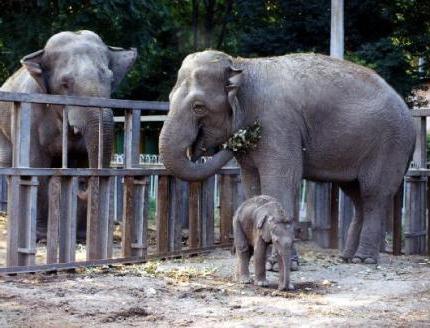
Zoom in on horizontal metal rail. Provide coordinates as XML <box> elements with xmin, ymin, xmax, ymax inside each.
<box><xmin>0</xmin><ymin>91</ymin><xmax>169</xmax><ymax>110</ymax></box>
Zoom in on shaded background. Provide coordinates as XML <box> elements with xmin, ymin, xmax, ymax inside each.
<box><xmin>0</xmin><ymin>0</ymin><xmax>429</xmax><ymax>102</ymax></box>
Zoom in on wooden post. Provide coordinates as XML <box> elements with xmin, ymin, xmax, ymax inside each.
<box><xmin>313</xmin><ymin>183</ymin><xmax>331</xmax><ymax>248</ymax></box>
<box><xmin>393</xmin><ymin>182</ymin><xmax>403</xmax><ymax>255</ymax></box>
<box><xmin>7</xmin><ymin>102</ymin><xmax>37</xmax><ymax>266</ymax></box>
<box><xmin>329</xmin><ymin>184</ymin><xmax>339</xmax><ymax>249</ymax></box>
<box><xmin>168</xmin><ymin>177</ymin><xmax>184</xmax><ymax>251</ymax></box>
<box><xmin>338</xmin><ymin>190</ymin><xmax>354</xmax><ymax>250</ymax></box>
<box><xmin>200</xmin><ymin>176</ymin><xmax>215</xmax><ymax>247</ymax></box>
<box><xmin>122</xmin><ymin>108</ymin><xmax>145</xmax><ymax>257</ymax></box>
<box><xmin>156</xmin><ymin>175</ymin><xmax>169</xmax><ymax>253</ymax></box>
<box><xmin>219</xmin><ymin>175</ymin><xmax>234</xmax><ymax>244</ymax></box>
<box><xmin>404</xmin><ymin>116</ymin><xmax>427</xmax><ymax>254</ymax></box>
<box><xmin>188</xmin><ymin>181</ymin><xmax>201</xmax><ymax>249</ymax></box>
<box><xmin>47</xmin><ymin>177</ymin><xmax>61</xmax><ymax>264</ymax></box>
<box><xmin>86</xmin><ymin>176</ymin><xmax>101</xmax><ymax>260</ymax></box>
<box><xmin>58</xmin><ymin>177</ymin><xmax>78</xmax><ymax>262</ymax></box>
<box><xmin>122</xmin><ymin>177</ymin><xmax>149</xmax><ymax>258</ymax></box>
<box><xmin>404</xmin><ymin>176</ymin><xmax>427</xmax><ymax>254</ymax></box>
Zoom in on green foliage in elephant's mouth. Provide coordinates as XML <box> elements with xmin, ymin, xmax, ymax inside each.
<box><xmin>222</xmin><ymin>120</ymin><xmax>262</xmax><ymax>155</ymax></box>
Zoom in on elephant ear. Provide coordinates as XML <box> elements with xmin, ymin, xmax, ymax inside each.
<box><xmin>225</xmin><ymin>66</ymin><xmax>243</xmax><ymax>130</ymax></box>
<box><xmin>257</xmin><ymin>214</ymin><xmax>268</xmax><ymax>230</ymax></box>
<box><xmin>108</xmin><ymin>46</ymin><xmax>137</xmax><ymax>92</ymax></box>
<box><xmin>21</xmin><ymin>50</ymin><xmax>48</xmax><ymax>93</ymax></box>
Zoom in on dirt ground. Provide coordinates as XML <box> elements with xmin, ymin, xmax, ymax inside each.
<box><xmin>0</xmin><ymin>242</ymin><xmax>429</xmax><ymax>328</ymax></box>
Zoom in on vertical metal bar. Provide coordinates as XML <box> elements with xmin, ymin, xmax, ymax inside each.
<box><xmin>62</xmin><ymin>107</ymin><xmax>68</xmax><ymax>168</ymax></box>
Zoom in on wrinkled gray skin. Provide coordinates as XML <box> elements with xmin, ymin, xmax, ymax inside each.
<box><xmin>159</xmin><ymin>50</ymin><xmax>416</xmax><ymax>264</ymax></box>
<box><xmin>0</xmin><ymin>30</ymin><xmax>137</xmax><ymax>237</ymax></box>
<box><xmin>233</xmin><ymin>195</ymin><xmax>294</xmax><ymax>290</ymax></box>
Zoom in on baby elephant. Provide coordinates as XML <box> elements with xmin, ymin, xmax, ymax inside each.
<box><xmin>233</xmin><ymin>195</ymin><xmax>294</xmax><ymax>290</ymax></box>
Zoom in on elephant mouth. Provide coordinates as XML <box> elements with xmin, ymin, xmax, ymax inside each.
<box><xmin>189</xmin><ymin>128</ymin><xmax>220</xmax><ymax>162</ymax></box>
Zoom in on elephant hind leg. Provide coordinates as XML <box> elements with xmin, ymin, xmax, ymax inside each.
<box><xmin>233</xmin><ymin>219</ymin><xmax>252</xmax><ymax>283</ymax></box>
<box><xmin>339</xmin><ymin>181</ymin><xmax>363</xmax><ymax>261</ymax></box>
<box><xmin>353</xmin><ymin>194</ymin><xmax>391</xmax><ymax>263</ymax></box>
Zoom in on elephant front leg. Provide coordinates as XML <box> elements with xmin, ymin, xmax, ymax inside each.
<box><xmin>236</xmin><ymin>248</ymin><xmax>252</xmax><ymax>284</ymax></box>
<box><xmin>240</xmin><ymin>167</ymin><xmax>261</xmax><ymax>199</ymax></box>
<box><xmin>260</xmin><ymin>172</ymin><xmax>301</xmax><ymax>270</ymax></box>
<box><xmin>254</xmin><ymin>239</ymin><xmax>268</xmax><ymax>287</ymax></box>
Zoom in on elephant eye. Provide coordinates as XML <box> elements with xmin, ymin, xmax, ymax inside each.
<box><xmin>192</xmin><ymin>102</ymin><xmax>206</xmax><ymax>115</ymax></box>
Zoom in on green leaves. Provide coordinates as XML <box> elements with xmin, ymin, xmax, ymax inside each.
<box><xmin>223</xmin><ymin>120</ymin><xmax>262</xmax><ymax>155</ymax></box>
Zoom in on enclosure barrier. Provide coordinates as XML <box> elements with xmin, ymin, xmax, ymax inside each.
<box><xmin>0</xmin><ymin>91</ymin><xmax>428</xmax><ymax>275</ymax></box>
<box><xmin>308</xmin><ymin>108</ymin><xmax>430</xmax><ymax>256</ymax></box>
<box><xmin>0</xmin><ymin>91</ymin><xmax>244</xmax><ymax>274</ymax></box>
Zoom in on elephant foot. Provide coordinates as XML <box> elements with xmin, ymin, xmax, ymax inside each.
<box><xmin>255</xmin><ymin>279</ymin><xmax>269</xmax><ymax>287</ymax></box>
<box><xmin>238</xmin><ymin>276</ymin><xmax>252</xmax><ymax>284</ymax></box>
<box><xmin>278</xmin><ymin>282</ymin><xmax>295</xmax><ymax>291</ymax></box>
<box><xmin>340</xmin><ymin>249</ymin><xmax>356</xmax><ymax>262</ymax></box>
<box><xmin>351</xmin><ymin>256</ymin><xmax>378</xmax><ymax>264</ymax></box>
<box><xmin>267</xmin><ymin>258</ymin><xmax>299</xmax><ymax>272</ymax></box>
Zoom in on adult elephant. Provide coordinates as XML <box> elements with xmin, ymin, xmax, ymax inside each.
<box><xmin>0</xmin><ymin>30</ymin><xmax>137</xmax><ymax>238</ymax></box>
<box><xmin>159</xmin><ymin>50</ymin><xmax>416</xmax><ymax>264</ymax></box>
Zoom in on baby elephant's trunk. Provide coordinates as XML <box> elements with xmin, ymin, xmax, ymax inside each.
<box><xmin>278</xmin><ymin>247</ymin><xmax>292</xmax><ymax>291</ymax></box>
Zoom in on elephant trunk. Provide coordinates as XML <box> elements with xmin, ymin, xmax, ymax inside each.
<box><xmin>278</xmin><ymin>248</ymin><xmax>292</xmax><ymax>291</ymax></box>
<box><xmin>159</xmin><ymin>114</ymin><xmax>233</xmax><ymax>181</ymax></box>
<box><xmin>84</xmin><ymin>108</ymin><xmax>114</xmax><ymax>168</ymax></box>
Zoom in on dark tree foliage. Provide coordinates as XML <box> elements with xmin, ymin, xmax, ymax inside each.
<box><xmin>0</xmin><ymin>0</ymin><xmax>429</xmax><ymax>101</ymax></box>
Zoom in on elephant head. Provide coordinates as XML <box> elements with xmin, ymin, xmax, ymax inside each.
<box><xmin>255</xmin><ymin>202</ymin><xmax>294</xmax><ymax>291</ymax></box>
<box><xmin>20</xmin><ymin>30</ymin><xmax>137</xmax><ymax>168</ymax></box>
<box><xmin>159</xmin><ymin>50</ymin><xmax>245</xmax><ymax>181</ymax></box>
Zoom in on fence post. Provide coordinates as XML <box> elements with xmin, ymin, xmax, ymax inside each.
<box><xmin>392</xmin><ymin>182</ymin><xmax>403</xmax><ymax>255</ymax></box>
<box><xmin>59</xmin><ymin>177</ymin><xmax>78</xmax><ymax>262</ymax></box>
<box><xmin>200</xmin><ymin>176</ymin><xmax>215</xmax><ymax>247</ymax></box>
<box><xmin>47</xmin><ymin>177</ymin><xmax>61</xmax><ymax>263</ymax></box>
<box><xmin>188</xmin><ymin>181</ymin><xmax>201</xmax><ymax>249</ymax></box>
<box><xmin>121</xmin><ymin>109</ymin><xmax>145</xmax><ymax>258</ymax></box>
<box><xmin>219</xmin><ymin>174</ymin><xmax>234</xmax><ymax>245</ymax></box>
<box><xmin>156</xmin><ymin>175</ymin><xmax>169</xmax><ymax>253</ymax></box>
<box><xmin>312</xmin><ymin>183</ymin><xmax>331</xmax><ymax>248</ymax></box>
<box><xmin>404</xmin><ymin>116</ymin><xmax>427</xmax><ymax>254</ymax></box>
<box><xmin>338</xmin><ymin>190</ymin><xmax>354</xmax><ymax>250</ymax></box>
<box><xmin>7</xmin><ymin>102</ymin><xmax>38</xmax><ymax>266</ymax></box>
<box><xmin>168</xmin><ymin>177</ymin><xmax>185</xmax><ymax>251</ymax></box>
